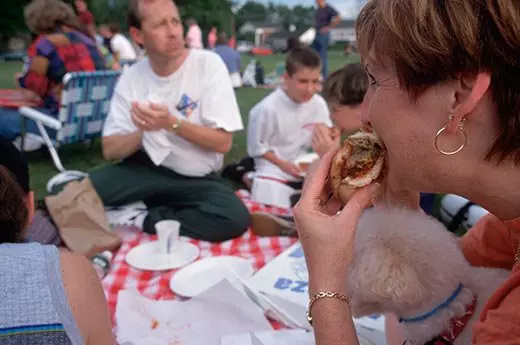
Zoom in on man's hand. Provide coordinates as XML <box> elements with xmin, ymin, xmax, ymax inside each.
<box><xmin>131</xmin><ymin>102</ymin><xmax>177</xmax><ymax>131</ymax></box>
<box><xmin>278</xmin><ymin>160</ymin><xmax>303</xmax><ymax>177</ymax></box>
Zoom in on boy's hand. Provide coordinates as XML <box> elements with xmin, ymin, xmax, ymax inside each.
<box><xmin>278</xmin><ymin>160</ymin><xmax>303</xmax><ymax>177</ymax></box>
<box><xmin>313</xmin><ymin>124</ymin><xmax>340</xmax><ymax>157</ymax></box>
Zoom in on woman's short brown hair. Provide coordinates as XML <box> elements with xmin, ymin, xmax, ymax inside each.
<box><xmin>357</xmin><ymin>0</ymin><xmax>520</xmax><ymax>163</ymax></box>
<box><xmin>24</xmin><ymin>0</ymin><xmax>80</xmax><ymax>34</ymax></box>
<box><xmin>322</xmin><ymin>63</ymin><xmax>368</xmax><ymax>107</ymax></box>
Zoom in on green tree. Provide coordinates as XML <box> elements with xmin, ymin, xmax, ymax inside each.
<box><xmin>234</xmin><ymin>1</ymin><xmax>266</xmax><ymax>30</ymax></box>
<box><xmin>0</xmin><ymin>0</ymin><xmax>31</xmax><ymax>49</ymax></box>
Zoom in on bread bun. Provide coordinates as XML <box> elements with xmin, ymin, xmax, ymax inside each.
<box><xmin>329</xmin><ymin>128</ymin><xmax>385</xmax><ymax>204</ymax></box>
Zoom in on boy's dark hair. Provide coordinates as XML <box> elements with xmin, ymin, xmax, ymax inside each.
<box><xmin>285</xmin><ymin>47</ymin><xmax>321</xmax><ymax>76</ymax></box>
<box><xmin>108</xmin><ymin>22</ymin><xmax>121</xmax><ymax>34</ymax></box>
<box><xmin>322</xmin><ymin>63</ymin><xmax>368</xmax><ymax>106</ymax></box>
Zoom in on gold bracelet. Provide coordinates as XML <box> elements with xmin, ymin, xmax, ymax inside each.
<box><xmin>306</xmin><ymin>291</ymin><xmax>351</xmax><ymax>326</ymax></box>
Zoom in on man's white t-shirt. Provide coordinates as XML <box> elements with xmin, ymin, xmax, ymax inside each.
<box><xmin>103</xmin><ymin>49</ymin><xmax>244</xmax><ymax>177</ymax></box>
<box><xmin>110</xmin><ymin>33</ymin><xmax>137</xmax><ymax>60</ymax></box>
<box><xmin>247</xmin><ymin>87</ymin><xmax>331</xmax><ymax>180</ymax></box>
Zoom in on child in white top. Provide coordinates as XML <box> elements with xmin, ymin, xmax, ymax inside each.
<box><xmin>247</xmin><ymin>47</ymin><xmax>332</xmax><ymax>207</ymax></box>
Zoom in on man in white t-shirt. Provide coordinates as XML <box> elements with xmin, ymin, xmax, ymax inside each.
<box><xmin>85</xmin><ymin>0</ymin><xmax>250</xmax><ymax>241</ymax></box>
<box><xmin>185</xmin><ymin>18</ymin><xmax>203</xmax><ymax>49</ymax></box>
<box><xmin>101</xmin><ymin>23</ymin><xmax>138</xmax><ymax>61</ymax></box>
<box><xmin>246</xmin><ymin>47</ymin><xmax>332</xmax><ymax>208</ymax></box>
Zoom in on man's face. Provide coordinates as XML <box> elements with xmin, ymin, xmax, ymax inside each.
<box><xmin>131</xmin><ymin>0</ymin><xmax>185</xmax><ymax>60</ymax></box>
<box><xmin>315</xmin><ymin>0</ymin><xmax>326</xmax><ymax>7</ymax></box>
<box><xmin>284</xmin><ymin>67</ymin><xmax>322</xmax><ymax>103</ymax></box>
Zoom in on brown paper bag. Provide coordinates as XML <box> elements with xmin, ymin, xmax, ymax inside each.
<box><xmin>45</xmin><ymin>177</ymin><xmax>121</xmax><ymax>258</ymax></box>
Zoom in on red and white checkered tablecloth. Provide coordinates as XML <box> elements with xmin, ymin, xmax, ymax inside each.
<box><xmin>102</xmin><ymin>191</ymin><xmax>298</xmax><ymax>326</ymax></box>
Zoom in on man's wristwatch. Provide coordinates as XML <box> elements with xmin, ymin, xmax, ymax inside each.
<box><xmin>169</xmin><ymin>119</ymin><xmax>182</xmax><ymax>133</ymax></box>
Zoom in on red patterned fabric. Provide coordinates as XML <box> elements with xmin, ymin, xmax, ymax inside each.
<box><xmin>426</xmin><ymin>296</ymin><xmax>477</xmax><ymax>345</ymax></box>
<box><xmin>102</xmin><ymin>191</ymin><xmax>298</xmax><ymax>327</ymax></box>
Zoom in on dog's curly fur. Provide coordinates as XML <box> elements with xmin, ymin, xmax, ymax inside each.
<box><xmin>347</xmin><ymin>207</ymin><xmax>509</xmax><ymax>345</ymax></box>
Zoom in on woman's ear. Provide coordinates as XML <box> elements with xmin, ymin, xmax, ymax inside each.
<box><xmin>451</xmin><ymin>72</ymin><xmax>491</xmax><ymax>125</ymax></box>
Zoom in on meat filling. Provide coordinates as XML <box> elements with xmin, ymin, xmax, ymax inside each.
<box><xmin>340</xmin><ymin>138</ymin><xmax>383</xmax><ymax>180</ymax></box>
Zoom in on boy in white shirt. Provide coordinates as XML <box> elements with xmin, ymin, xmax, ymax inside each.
<box><xmin>62</xmin><ymin>0</ymin><xmax>250</xmax><ymax>242</ymax></box>
<box><xmin>246</xmin><ymin>47</ymin><xmax>332</xmax><ymax>207</ymax></box>
<box><xmin>100</xmin><ymin>23</ymin><xmax>138</xmax><ymax>61</ymax></box>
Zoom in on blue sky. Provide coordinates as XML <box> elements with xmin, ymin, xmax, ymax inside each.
<box><xmin>238</xmin><ymin>0</ymin><xmax>365</xmax><ymax>18</ymax></box>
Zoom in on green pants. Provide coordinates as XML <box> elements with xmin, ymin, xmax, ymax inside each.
<box><xmin>88</xmin><ymin>151</ymin><xmax>251</xmax><ymax>242</ymax></box>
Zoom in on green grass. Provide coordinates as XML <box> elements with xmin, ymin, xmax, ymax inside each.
<box><xmin>0</xmin><ymin>51</ymin><xmax>360</xmax><ymax>199</ymax></box>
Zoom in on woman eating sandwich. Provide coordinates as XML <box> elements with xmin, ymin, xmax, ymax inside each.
<box><xmin>293</xmin><ymin>0</ymin><xmax>520</xmax><ymax>344</ymax></box>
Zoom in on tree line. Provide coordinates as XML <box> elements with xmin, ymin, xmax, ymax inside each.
<box><xmin>0</xmin><ymin>0</ymin><xmax>316</xmax><ymax>49</ymax></box>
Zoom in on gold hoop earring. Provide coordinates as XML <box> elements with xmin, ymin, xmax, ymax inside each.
<box><xmin>434</xmin><ymin>117</ymin><xmax>467</xmax><ymax>155</ymax></box>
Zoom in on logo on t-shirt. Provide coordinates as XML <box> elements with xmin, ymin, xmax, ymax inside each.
<box><xmin>176</xmin><ymin>94</ymin><xmax>199</xmax><ymax>118</ymax></box>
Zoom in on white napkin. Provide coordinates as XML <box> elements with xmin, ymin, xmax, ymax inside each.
<box><xmin>221</xmin><ymin>329</ymin><xmax>314</xmax><ymax>345</ymax></box>
<box><xmin>142</xmin><ymin>130</ymin><xmax>172</xmax><ymax>166</ymax></box>
<box><xmin>140</xmin><ymin>90</ymin><xmax>180</xmax><ymax>166</ymax></box>
<box><xmin>116</xmin><ymin>280</ymin><xmax>272</xmax><ymax>345</ymax></box>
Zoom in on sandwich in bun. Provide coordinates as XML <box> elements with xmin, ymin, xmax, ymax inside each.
<box><xmin>329</xmin><ymin>128</ymin><xmax>385</xmax><ymax>204</ymax></box>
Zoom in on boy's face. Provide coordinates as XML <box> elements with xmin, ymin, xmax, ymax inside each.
<box><xmin>284</xmin><ymin>67</ymin><xmax>322</xmax><ymax>103</ymax></box>
<box><xmin>328</xmin><ymin>101</ymin><xmax>363</xmax><ymax>134</ymax></box>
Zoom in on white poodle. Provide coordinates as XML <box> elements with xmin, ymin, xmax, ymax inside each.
<box><xmin>348</xmin><ymin>207</ymin><xmax>509</xmax><ymax>345</ymax></box>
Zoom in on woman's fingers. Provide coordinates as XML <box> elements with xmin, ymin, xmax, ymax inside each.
<box><xmin>337</xmin><ymin>183</ymin><xmax>380</xmax><ymax>224</ymax></box>
<box><xmin>300</xmin><ymin>149</ymin><xmax>338</xmax><ymax>205</ymax></box>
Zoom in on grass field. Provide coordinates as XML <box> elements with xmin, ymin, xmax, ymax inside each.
<box><xmin>0</xmin><ymin>51</ymin><xmax>360</xmax><ymax>199</ymax></box>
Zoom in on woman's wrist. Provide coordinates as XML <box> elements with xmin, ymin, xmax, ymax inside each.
<box><xmin>309</xmin><ymin>272</ymin><xmax>349</xmax><ymax>296</ymax></box>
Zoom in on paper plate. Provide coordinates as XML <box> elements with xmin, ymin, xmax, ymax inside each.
<box><xmin>294</xmin><ymin>152</ymin><xmax>319</xmax><ymax>176</ymax></box>
<box><xmin>169</xmin><ymin>256</ymin><xmax>254</xmax><ymax>297</ymax></box>
<box><xmin>125</xmin><ymin>241</ymin><xmax>200</xmax><ymax>271</ymax></box>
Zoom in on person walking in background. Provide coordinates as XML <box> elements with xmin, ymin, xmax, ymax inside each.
<box><xmin>74</xmin><ymin>0</ymin><xmax>97</xmax><ymax>39</ymax></box>
<box><xmin>208</xmin><ymin>26</ymin><xmax>217</xmax><ymax>49</ymax></box>
<box><xmin>213</xmin><ymin>32</ymin><xmax>242</xmax><ymax>88</ymax></box>
<box><xmin>311</xmin><ymin>0</ymin><xmax>340</xmax><ymax>78</ymax></box>
<box><xmin>185</xmin><ymin>18</ymin><xmax>203</xmax><ymax>49</ymax></box>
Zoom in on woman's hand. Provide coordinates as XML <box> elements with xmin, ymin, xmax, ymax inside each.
<box><xmin>312</xmin><ymin>124</ymin><xmax>341</xmax><ymax>158</ymax></box>
<box><xmin>293</xmin><ymin>149</ymin><xmax>380</xmax><ymax>293</ymax></box>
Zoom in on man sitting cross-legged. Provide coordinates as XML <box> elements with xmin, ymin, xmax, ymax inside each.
<box><xmin>58</xmin><ymin>0</ymin><xmax>251</xmax><ymax>242</ymax></box>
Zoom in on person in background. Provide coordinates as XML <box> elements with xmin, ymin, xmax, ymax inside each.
<box><xmin>0</xmin><ymin>0</ymin><xmax>106</xmax><ymax>143</ymax></box>
<box><xmin>312</xmin><ymin>63</ymin><xmax>367</xmax><ymax>157</ymax></box>
<box><xmin>60</xmin><ymin>0</ymin><xmax>250</xmax><ymax>242</ymax></box>
<box><xmin>0</xmin><ymin>137</ymin><xmax>113</xmax><ymax>344</ymax></box>
<box><xmin>0</xmin><ymin>136</ymin><xmax>62</xmax><ymax>245</ymax></box>
<box><xmin>74</xmin><ymin>0</ymin><xmax>96</xmax><ymax>39</ymax></box>
<box><xmin>228</xmin><ymin>34</ymin><xmax>236</xmax><ymax>49</ymax></box>
<box><xmin>213</xmin><ymin>32</ymin><xmax>242</xmax><ymax>88</ymax></box>
<box><xmin>208</xmin><ymin>26</ymin><xmax>217</xmax><ymax>49</ymax></box>
<box><xmin>185</xmin><ymin>18</ymin><xmax>203</xmax><ymax>49</ymax></box>
<box><xmin>311</xmin><ymin>0</ymin><xmax>341</xmax><ymax>78</ymax></box>
<box><xmin>100</xmin><ymin>23</ymin><xmax>138</xmax><ymax>62</ymax></box>
<box><xmin>294</xmin><ymin>0</ymin><xmax>520</xmax><ymax>343</ymax></box>
<box><xmin>246</xmin><ymin>47</ymin><xmax>331</xmax><ymax>235</ymax></box>
<box><xmin>249</xmin><ymin>63</ymin><xmax>365</xmax><ymax>237</ymax></box>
